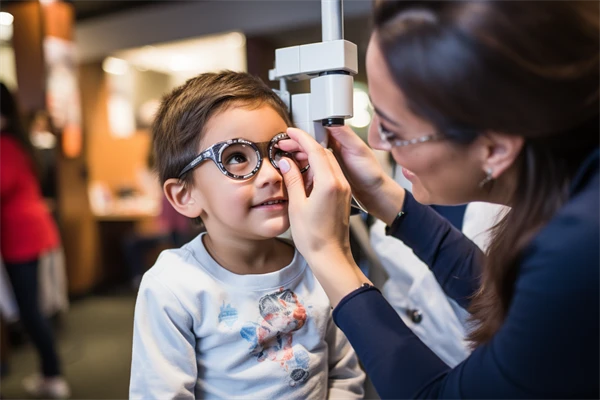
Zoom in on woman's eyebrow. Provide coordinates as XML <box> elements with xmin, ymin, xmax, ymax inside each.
<box><xmin>369</xmin><ymin>96</ymin><xmax>403</xmax><ymax>128</ymax></box>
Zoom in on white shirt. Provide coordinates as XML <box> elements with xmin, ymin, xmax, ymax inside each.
<box><xmin>369</xmin><ymin>165</ymin><xmax>508</xmax><ymax>367</ymax></box>
<box><xmin>370</xmin><ymin>219</ymin><xmax>472</xmax><ymax>367</ymax></box>
<box><xmin>130</xmin><ymin>233</ymin><xmax>365</xmax><ymax>399</ymax></box>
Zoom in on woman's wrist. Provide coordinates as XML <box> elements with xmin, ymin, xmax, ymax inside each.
<box><xmin>358</xmin><ymin>175</ymin><xmax>406</xmax><ymax>225</ymax></box>
<box><xmin>305</xmin><ymin>249</ymin><xmax>368</xmax><ymax>308</ymax></box>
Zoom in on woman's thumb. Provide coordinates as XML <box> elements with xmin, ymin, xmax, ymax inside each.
<box><xmin>327</xmin><ymin>125</ymin><xmax>362</xmax><ymax>148</ymax></box>
<box><xmin>279</xmin><ymin>158</ymin><xmax>307</xmax><ymax>204</ymax></box>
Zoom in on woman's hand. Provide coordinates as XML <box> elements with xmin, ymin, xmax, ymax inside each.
<box><xmin>279</xmin><ymin>127</ymin><xmax>368</xmax><ymax>306</ymax></box>
<box><xmin>327</xmin><ymin>125</ymin><xmax>407</xmax><ymax>225</ymax></box>
<box><xmin>280</xmin><ymin>127</ymin><xmax>353</xmax><ymax>260</ymax></box>
<box><xmin>325</xmin><ymin>125</ymin><xmax>386</xmax><ymax>197</ymax></box>
<box><xmin>279</xmin><ymin>125</ymin><xmax>406</xmax><ymax>225</ymax></box>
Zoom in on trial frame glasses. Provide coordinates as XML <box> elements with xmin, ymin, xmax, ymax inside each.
<box><xmin>177</xmin><ymin>132</ymin><xmax>309</xmax><ymax>180</ymax></box>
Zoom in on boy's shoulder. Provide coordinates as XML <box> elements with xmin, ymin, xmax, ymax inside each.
<box><xmin>141</xmin><ymin>241</ymin><xmax>216</xmax><ymax>293</ymax></box>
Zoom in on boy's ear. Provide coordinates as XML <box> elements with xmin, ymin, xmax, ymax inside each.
<box><xmin>163</xmin><ymin>178</ymin><xmax>203</xmax><ymax>219</ymax></box>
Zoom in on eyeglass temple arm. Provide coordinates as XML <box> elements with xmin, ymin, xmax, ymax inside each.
<box><xmin>178</xmin><ymin>147</ymin><xmax>215</xmax><ymax>179</ymax></box>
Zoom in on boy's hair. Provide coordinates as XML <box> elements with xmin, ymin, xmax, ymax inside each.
<box><xmin>152</xmin><ymin>70</ymin><xmax>292</xmax><ymax>187</ymax></box>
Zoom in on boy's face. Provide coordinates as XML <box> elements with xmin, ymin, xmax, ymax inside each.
<box><xmin>190</xmin><ymin>105</ymin><xmax>291</xmax><ymax>240</ymax></box>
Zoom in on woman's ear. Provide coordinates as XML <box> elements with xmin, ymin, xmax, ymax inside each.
<box><xmin>163</xmin><ymin>178</ymin><xmax>203</xmax><ymax>219</ymax></box>
<box><xmin>481</xmin><ymin>131</ymin><xmax>525</xmax><ymax>179</ymax></box>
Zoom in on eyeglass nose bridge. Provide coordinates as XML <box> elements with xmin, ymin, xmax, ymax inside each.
<box><xmin>255</xmin><ymin>141</ymin><xmax>272</xmax><ymax>160</ymax></box>
<box><xmin>252</xmin><ymin>142</ymin><xmax>281</xmax><ymax>179</ymax></box>
<box><xmin>179</xmin><ymin>134</ymin><xmax>308</xmax><ymax>181</ymax></box>
<box><xmin>228</xmin><ymin>136</ymin><xmax>284</xmax><ymax>167</ymax></box>
<box><xmin>245</xmin><ymin>140</ymin><xmax>282</xmax><ymax>175</ymax></box>
<box><xmin>230</xmin><ymin>136</ymin><xmax>296</xmax><ymax>177</ymax></box>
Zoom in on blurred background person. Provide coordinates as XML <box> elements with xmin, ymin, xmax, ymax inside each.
<box><xmin>122</xmin><ymin>195</ymin><xmax>199</xmax><ymax>289</ymax></box>
<box><xmin>0</xmin><ymin>82</ymin><xmax>70</xmax><ymax>399</ymax></box>
<box><xmin>122</xmin><ymin>150</ymin><xmax>199</xmax><ymax>289</ymax></box>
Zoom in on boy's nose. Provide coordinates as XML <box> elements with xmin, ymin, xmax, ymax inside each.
<box><xmin>255</xmin><ymin>157</ymin><xmax>282</xmax><ymax>187</ymax></box>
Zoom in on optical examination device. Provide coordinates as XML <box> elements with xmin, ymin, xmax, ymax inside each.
<box><xmin>270</xmin><ymin>0</ymin><xmax>358</xmax><ymax>146</ymax></box>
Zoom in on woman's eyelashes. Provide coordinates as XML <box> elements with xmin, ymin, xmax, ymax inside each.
<box><xmin>379</xmin><ymin>122</ymin><xmax>404</xmax><ymax>141</ymax></box>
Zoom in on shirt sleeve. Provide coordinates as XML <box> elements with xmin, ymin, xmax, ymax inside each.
<box><xmin>129</xmin><ymin>274</ymin><xmax>198</xmax><ymax>400</ymax></box>
<box><xmin>334</xmin><ymin>215</ymin><xmax>600</xmax><ymax>399</ymax></box>
<box><xmin>324</xmin><ymin>312</ymin><xmax>366</xmax><ymax>399</ymax></box>
<box><xmin>334</xmin><ymin>287</ymin><xmax>450</xmax><ymax>399</ymax></box>
<box><xmin>389</xmin><ymin>191</ymin><xmax>484</xmax><ymax>309</ymax></box>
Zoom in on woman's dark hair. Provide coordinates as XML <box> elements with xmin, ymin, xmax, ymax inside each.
<box><xmin>374</xmin><ymin>1</ymin><xmax>599</xmax><ymax>345</ymax></box>
<box><xmin>0</xmin><ymin>82</ymin><xmax>41</xmax><ymax>177</ymax></box>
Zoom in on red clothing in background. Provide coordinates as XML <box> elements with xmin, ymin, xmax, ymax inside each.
<box><xmin>0</xmin><ymin>134</ymin><xmax>60</xmax><ymax>263</ymax></box>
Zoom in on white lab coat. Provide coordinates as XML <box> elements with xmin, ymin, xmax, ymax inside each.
<box><xmin>370</xmin><ymin>201</ymin><xmax>506</xmax><ymax>367</ymax></box>
<box><xmin>367</xmin><ymin>163</ymin><xmax>508</xmax><ymax>367</ymax></box>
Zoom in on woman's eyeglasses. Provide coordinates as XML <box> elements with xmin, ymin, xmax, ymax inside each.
<box><xmin>178</xmin><ymin>133</ymin><xmax>309</xmax><ymax>180</ymax></box>
<box><xmin>378</xmin><ymin>122</ymin><xmax>439</xmax><ymax>148</ymax></box>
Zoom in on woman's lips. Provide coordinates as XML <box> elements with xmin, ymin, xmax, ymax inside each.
<box><xmin>402</xmin><ymin>167</ymin><xmax>416</xmax><ymax>182</ymax></box>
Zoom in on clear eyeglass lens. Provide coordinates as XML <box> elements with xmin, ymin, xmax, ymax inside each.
<box><xmin>221</xmin><ymin>143</ymin><xmax>259</xmax><ymax>176</ymax></box>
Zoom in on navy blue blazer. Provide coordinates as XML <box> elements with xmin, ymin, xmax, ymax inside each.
<box><xmin>334</xmin><ymin>149</ymin><xmax>599</xmax><ymax>398</ymax></box>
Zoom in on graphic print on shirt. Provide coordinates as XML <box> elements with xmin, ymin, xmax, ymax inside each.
<box><xmin>240</xmin><ymin>288</ymin><xmax>309</xmax><ymax>387</ymax></box>
<box><xmin>218</xmin><ymin>301</ymin><xmax>239</xmax><ymax>328</ymax></box>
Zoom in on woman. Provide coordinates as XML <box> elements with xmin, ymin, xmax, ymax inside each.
<box><xmin>0</xmin><ymin>83</ymin><xmax>70</xmax><ymax>398</ymax></box>
<box><xmin>277</xmin><ymin>1</ymin><xmax>599</xmax><ymax>398</ymax></box>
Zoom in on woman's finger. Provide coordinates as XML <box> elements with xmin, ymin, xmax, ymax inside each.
<box><xmin>277</xmin><ymin>139</ymin><xmax>303</xmax><ymax>153</ymax></box>
<box><xmin>286</xmin><ymin>127</ymin><xmax>334</xmax><ymax>175</ymax></box>
<box><xmin>323</xmin><ymin>148</ymin><xmax>351</xmax><ymax>194</ymax></box>
<box><xmin>327</xmin><ymin>125</ymin><xmax>372</xmax><ymax>153</ymax></box>
<box><xmin>293</xmin><ymin>153</ymin><xmax>309</xmax><ymax>162</ymax></box>
<box><xmin>279</xmin><ymin>157</ymin><xmax>307</xmax><ymax>206</ymax></box>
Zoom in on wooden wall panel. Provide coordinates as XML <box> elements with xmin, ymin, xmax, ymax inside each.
<box><xmin>7</xmin><ymin>1</ymin><xmax>45</xmax><ymax>112</ymax></box>
<box><xmin>42</xmin><ymin>1</ymin><xmax>73</xmax><ymax>39</ymax></box>
<box><xmin>80</xmin><ymin>63</ymin><xmax>151</xmax><ymax>192</ymax></box>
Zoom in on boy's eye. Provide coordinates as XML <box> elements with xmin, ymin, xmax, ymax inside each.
<box><xmin>226</xmin><ymin>153</ymin><xmax>248</xmax><ymax>165</ymax></box>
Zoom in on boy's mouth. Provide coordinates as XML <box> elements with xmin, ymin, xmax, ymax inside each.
<box><xmin>252</xmin><ymin>198</ymin><xmax>288</xmax><ymax>208</ymax></box>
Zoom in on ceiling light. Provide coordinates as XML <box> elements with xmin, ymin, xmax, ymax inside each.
<box><xmin>227</xmin><ymin>32</ymin><xmax>246</xmax><ymax>48</ymax></box>
<box><xmin>0</xmin><ymin>12</ymin><xmax>14</xmax><ymax>26</ymax></box>
<box><xmin>102</xmin><ymin>57</ymin><xmax>129</xmax><ymax>75</ymax></box>
<box><xmin>348</xmin><ymin>86</ymin><xmax>373</xmax><ymax>129</ymax></box>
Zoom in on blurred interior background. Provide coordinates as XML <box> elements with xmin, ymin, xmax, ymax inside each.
<box><xmin>0</xmin><ymin>1</ymin><xmax>376</xmax><ymax>398</ymax></box>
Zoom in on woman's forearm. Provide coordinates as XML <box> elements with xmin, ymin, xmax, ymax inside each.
<box><xmin>306</xmin><ymin>250</ymin><xmax>371</xmax><ymax>308</ymax></box>
<box><xmin>356</xmin><ymin>175</ymin><xmax>406</xmax><ymax>227</ymax></box>
<box><xmin>389</xmin><ymin>191</ymin><xmax>484</xmax><ymax>308</ymax></box>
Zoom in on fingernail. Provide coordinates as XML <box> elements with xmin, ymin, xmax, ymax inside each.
<box><xmin>279</xmin><ymin>158</ymin><xmax>290</xmax><ymax>173</ymax></box>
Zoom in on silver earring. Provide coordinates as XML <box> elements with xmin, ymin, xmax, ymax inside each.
<box><xmin>478</xmin><ymin>167</ymin><xmax>494</xmax><ymax>188</ymax></box>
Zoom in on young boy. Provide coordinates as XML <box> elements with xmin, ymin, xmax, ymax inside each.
<box><xmin>129</xmin><ymin>71</ymin><xmax>365</xmax><ymax>399</ymax></box>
